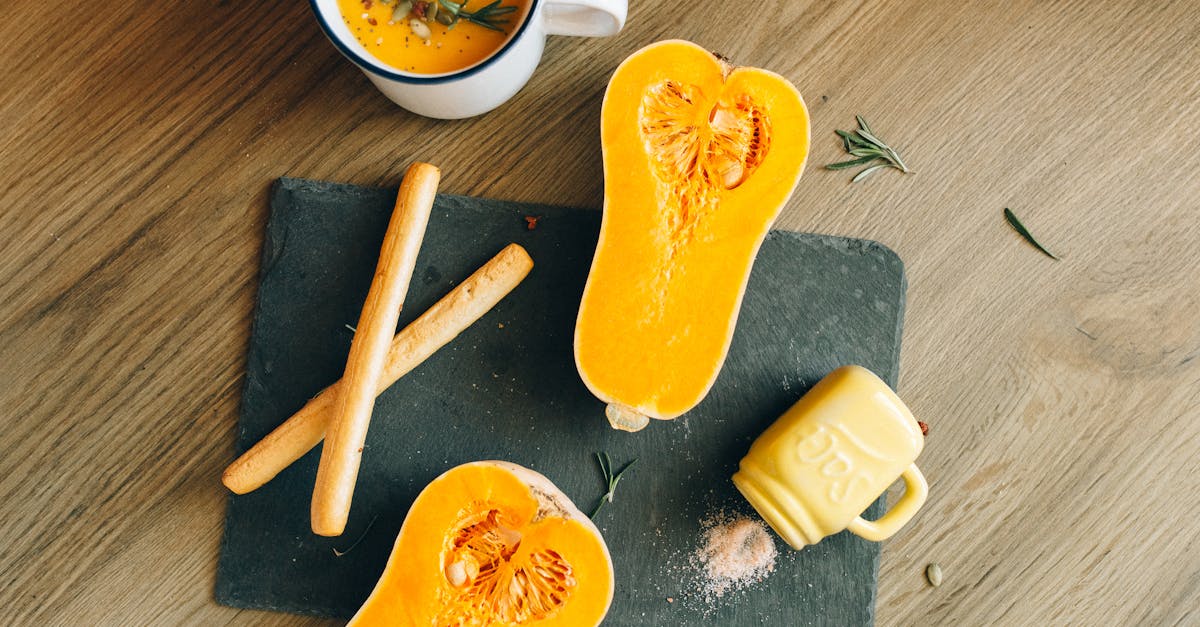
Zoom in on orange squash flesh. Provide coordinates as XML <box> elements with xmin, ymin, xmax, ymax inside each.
<box><xmin>575</xmin><ymin>40</ymin><xmax>811</xmax><ymax>431</ymax></box>
<box><xmin>349</xmin><ymin>461</ymin><xmax>613</xmax><ymax>626</ymax></box>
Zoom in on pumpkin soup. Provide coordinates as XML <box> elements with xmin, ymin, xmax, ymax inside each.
<box><xmin>338</xmin><ymin>0</ymin><xmax>530</xmax><ymax>74</ymax></box>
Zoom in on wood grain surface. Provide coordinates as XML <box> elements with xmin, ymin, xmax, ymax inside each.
<box><xmin>1</xmin><ymin>0</ymin><xmax>1197</xmax><ymax>625</ymax></box>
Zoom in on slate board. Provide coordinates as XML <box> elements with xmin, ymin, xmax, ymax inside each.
<box><xmin>216</xmin><ymin>177</ymin><xmax>907</xmax><ymax>625</ymax></box>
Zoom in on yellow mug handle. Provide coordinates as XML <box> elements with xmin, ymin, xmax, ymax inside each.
<box><xmin>845</xmin><ymin>464</ymin><xmax>928</xmax><ymax>542</ymax></box>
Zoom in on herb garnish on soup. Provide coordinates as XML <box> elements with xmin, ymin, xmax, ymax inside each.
<box><xmin>339</xmin><ymin>0</ymin><xmax>529</xmax><ymax>74</ymax></box>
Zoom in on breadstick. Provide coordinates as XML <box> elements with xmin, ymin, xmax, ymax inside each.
<box><xmin>312</xmin><ymin>163</ymin><xmax>439</xmax><ymax>536</ymax></box>
<box><xmin>221</xmin><ymin>244</ymin><xmax>533</xmax><ymax>495</ymax></box>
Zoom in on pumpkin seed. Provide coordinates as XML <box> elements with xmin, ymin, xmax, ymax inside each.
<box><xmin>925</xmin><ymin>563</ymin><xmax>943</xmax><ymax>587</ymax></box>
<box><xmin>409</xmin><ymin>17</ymin><xmax>432</xmax><ymax>40</ymax></box>
<box><xmin>446</xmin><ymin>561</ymin><xmax>469</xmax><ymax>587</ymax></box>
<box><xmin>435</xmin><ymin>10</ymin><xmax>455</xmax><ymax>25</ymax></box>
<box><xmin>392</xmin><ymin>0</ymin><xmax>412</xmax><ymax>22</ymax></box>
<box><xmin>425</xmin><ymin>0</ymin><xmax>439</xmax><ymax>21</ymax></box>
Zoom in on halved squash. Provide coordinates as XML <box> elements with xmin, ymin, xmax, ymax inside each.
<box><xmin>349</xmin><ymin>461</ymin><xmax>613</xmax><ymax>626</ymax></box>
<box><xmin>574</xmin><ymin>40</ymin><xmax>811</xmax><ymax>431</ymax></box>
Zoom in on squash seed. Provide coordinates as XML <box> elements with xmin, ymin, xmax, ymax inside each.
<box><xmin>392</xmin><ymin>0</ymin><xmax>412</xmax><ymax>22</ymax></box>
<box><xmin>446</xmin><ymin>561</ymin><xmax>469</xmax><ymax>587</ymax></box>
<box><xmin>925</xmin><ymin>563</ymin><xmax>943</xmax><ymax>587</ymax></box>
<box><xmin>409</xmin><ymin>18</ymin><xmax>432</xmax><ymax>40</ymax></box>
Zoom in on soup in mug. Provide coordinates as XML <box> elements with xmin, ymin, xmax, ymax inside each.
<box><xmin>338</xmin><ymin>0</ymin><xmax>531</xmax><ymax>74</ymax></box>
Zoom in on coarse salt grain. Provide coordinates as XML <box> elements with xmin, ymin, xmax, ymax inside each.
<box><xmin>693</xmin><ymin>512</ymin><xmax>777</xmax><ymax>600</ymax></box>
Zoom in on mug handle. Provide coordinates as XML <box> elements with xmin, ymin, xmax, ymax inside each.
<box><xmin>846</xmin><ymin>464</ymin><xmax>928</xmax><ymax>542</ymax></box>
<box><xmin>542</xmin><ymin>0</ymin><xmax>627</xmax><ymax>37</ymax></box>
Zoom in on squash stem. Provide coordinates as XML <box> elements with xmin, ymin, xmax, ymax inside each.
<box><xmin>605</xmin><ymin>404</ymin><xmax>650</xmax><ymax>432</ymax></box>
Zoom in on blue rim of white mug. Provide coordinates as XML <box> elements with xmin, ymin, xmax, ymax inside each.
<box><xmin>309</xmin><ymin>0</ymin><xmax>540</xmax><ymax>85</ymax></box>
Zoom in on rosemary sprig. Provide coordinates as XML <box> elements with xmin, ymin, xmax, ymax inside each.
<box><xmin>826</xmin><ymin>115</ymin><xmax>911</xmax><ymax>182</ymax></box>
<box><xmin>438</xmin><ymin>0</ymin><xmax>518</xmax><ymax>32</ymax></box>
<box><xmin>1003</xmin><ymin>208</ymin><xmax>1059</xmax><ymax>260</ymax></box>
<box><xmin>590</xmin><ymin>452</ymin><xmax>637</xmax><ymax>520</ymax></box>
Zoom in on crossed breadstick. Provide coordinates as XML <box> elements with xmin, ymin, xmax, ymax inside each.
<box><xmin>220</xmin><ymin>163</ymin><xmax>534</xmax><ymax>537</ymax></box>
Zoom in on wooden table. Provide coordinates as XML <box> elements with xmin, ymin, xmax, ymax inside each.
<box><xmin>3</xmin><ymin>1</ymin><xmax>1198</xmax><ymax>624</ymax></box>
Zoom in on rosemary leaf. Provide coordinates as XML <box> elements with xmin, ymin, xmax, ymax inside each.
<box><xmin>827</xmin><ymin>116</ymin><xmax>912</xmax><ymax>182</ymax></box>
<box><xmin>590</xmin><ymin>452</ymin><xmax>637</xmax><ymax>519</ymax></box>
<box><xmin>1004</xmin><ymin>208</ymin><xmax>1059</xmax><ymax>260</ymax></box>
<box><xmin>826</xmin><ymin>156</ymin><xmax>880</xmax><ymax>170</ymax></box>
<box><xmin>836</xmin><ymin>129</ymin><xmax>871</xmax><ymax>148</ymax></box>
<box><xmin>436</xmin><ymin>0</ymin><xmax>515</xmax><ymax>32</ymax></box>
<box><xmin>851</xmin><ymin>163</ymin><xmax>890</xmax><ymax>182</ymax></box>
<box><xmin>855</xmin><ymin>114</ymin><xmax>874</xmax><ymax>135</ymax></box>
<box><xmin>854</xmin><ymin>128</ymin><xmax>884</xmax><ymax>146</ymax></box>
<box><xmin>848</xmin><ymin>147</ymin><xmax>885</xmax><ymax>158</ymax></box>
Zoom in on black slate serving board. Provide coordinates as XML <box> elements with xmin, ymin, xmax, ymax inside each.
<box><xmin>216</xmin><ymin>177</ymin><xmax>906</xmax><ymax>625</ymax></box>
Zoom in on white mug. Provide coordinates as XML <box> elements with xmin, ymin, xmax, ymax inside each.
<box><xmin>310</xmin><ymin>0</ymin><xmax>627</xmax><ymax>119</ymax></box>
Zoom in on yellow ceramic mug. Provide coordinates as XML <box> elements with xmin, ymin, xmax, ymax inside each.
<box><xmin>733</xmin><ymin>365</ymin><xmax>928</xmax><ymax>550</ymax></box>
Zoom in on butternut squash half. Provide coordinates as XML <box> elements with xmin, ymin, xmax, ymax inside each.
<box><xmin>575</xmin><ymin>40</ymin><xmax>811</xmax><ymax>431</ymax></box>
<box><xmin>349</xmin><ymin>461</ymin><xmax>613</xmax><ymax>626</ymax></box>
